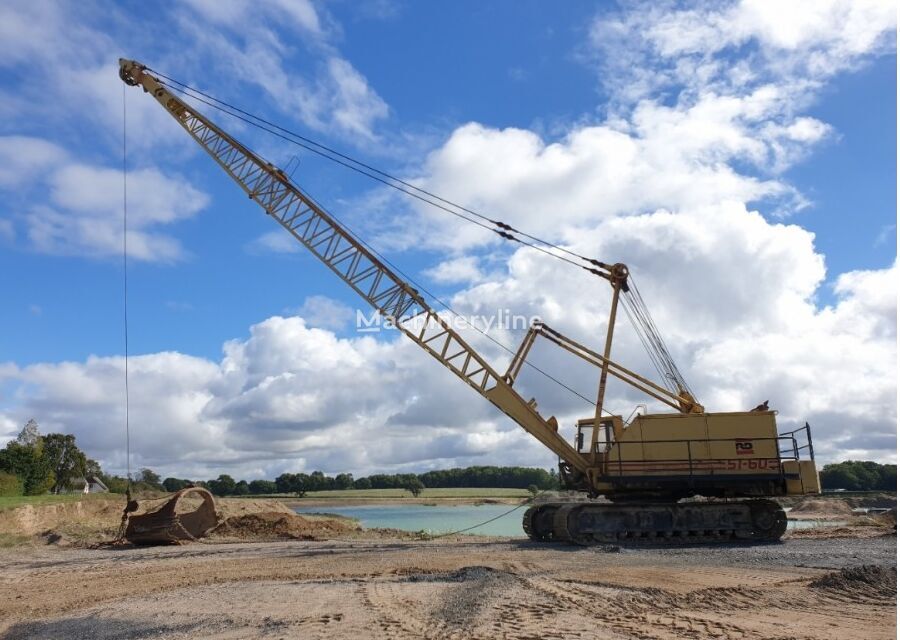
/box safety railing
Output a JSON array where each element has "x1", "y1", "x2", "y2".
[
  {"x1": 779, "y1": 422, "x2": 815, "y2": 462},
  {"x1": 598, "y1": 435, "x2": 806, "y2": 479}
]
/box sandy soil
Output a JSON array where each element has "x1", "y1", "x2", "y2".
[
  {"x1": 0, "y1": 535, "x2": 894, "y2": 640},
  {"x1": 0, "y1": 495, "x2": 894, "y2": 639},
  {"x1": 0, "y1": 496, "x2": 362, "y2": 547}
]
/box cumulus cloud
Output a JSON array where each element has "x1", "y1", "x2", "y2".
[
  {"x1": 292, "y1": 295, "x2": 355, "y2": 330},
  {"x1": 176, "y1": 0, "x2": 389, "y2": 143},
  {"x1": 0, "y1": 0, "x2": 894, "y2": 478},
  {"x1": 424, "y1": 256, "x2": 485, "y2": 284},
  {"x1": 0, "y1": 317, "x2": 548, "y2": 478},
  {"x1": 588, "y1": 0, "x2": 896, "y2": 105},
  {"x1": 20, "y1": 163, "x2": 208, "y2": 262},
  {"x1": 0, "y1": 136, "x2": 67, "y2": 188}
]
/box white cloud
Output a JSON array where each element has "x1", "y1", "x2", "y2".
[
  {"x1": 424, "y1": 256, "x2": 485, "y2": 284},
  {"x1": 22, "y1": 164, "x2": 209, "y2": 262},
  {"x1": 2, "y1": 231, "x2": 893, "y2": 480},
  {"x1": 247, "y1": 230, "x2": 302, "y2": 255},
  {"x1": 176, "y1": 0, "x2": 389, "y2": 143},
  {"x1": 292, "y1": 295, "x2": 355, "y2": 330},
  {"x1": 0, "y1": 316, "x2": 547, "y2": 479},
  {"x1": 183, "y1": 0, "x2": 322, "y2": 36},
  {"x1": 0, "y1": 136, "x2": 67, "y2": 188},
  {"x1": 589, "y1": 0, "x2": 896, "y2": 104}
]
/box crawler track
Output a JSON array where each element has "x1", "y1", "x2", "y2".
[{"x1": 524, "y1": 499, "x2": 787, "y2": 545}]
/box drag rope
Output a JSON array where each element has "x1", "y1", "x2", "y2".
[{"x1": 421, "y1": 491, "x2": 554, "y2": 541}]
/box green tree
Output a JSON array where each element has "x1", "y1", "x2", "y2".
[
  {"x1": 404, "y1": 478, "x2": 425, "y2": 498},
  {"x1": 275, "y1": 473, "x2": 295, "y2": 494},
  {"x1": 353, "y1": 477, "x2": 372, "y2": 490},
  {"x1": 101, "y1": 474, "x2": 129, "y2": 493},
  {"x1": 819, "y1": 461, "x2": 898, "y2": 491},
  {"x1": 42, "y1": 434, "x2": 88, "y2": 494},
  {"x1": 163, "y1": 477, "x2": 190, "y2": 492},
  {"x1": 207, "y1": 474, "x2": 237, "y2": 496},
  {"x1": 334, "y1": 473, "x2": 354, "y2": 490},
  {"x1": 139, "y1": 468, "x2": 162, "y2": 487},
  {"x1": 234, "y1": 480, "x2": 251, "y2": 496},
  {"x1": 0, "y1": 471, "x2": 23, "y2": 497},
  {"x1": 0, "y1": 440, "x2": 54, "y2": 495},
  {"x1": 84, "y1": 458, "x2": 103, "y2": 478},
  {"x1": 249, "y1": 479, "x2": 277, "y2": 495}
]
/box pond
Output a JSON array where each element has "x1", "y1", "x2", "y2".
[
  {"x1": 295, "y1": 503, "x2": 526, "y2": 537},
  {"x1": 294, "y1": 504, "x2": 840, "y2": 537}
]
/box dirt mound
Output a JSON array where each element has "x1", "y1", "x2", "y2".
[
  {"x1": 810, "y1": 565, "x2": 896, "y2": 599},
  {"x1": 0, "y1": 498, "x2": 123, "y2": 537},
  {"x1": 791, "y1": 498, "x2": 853, "y2": 516},
  {"x1": 787, "y1": 525, "x2": 896, "y2": 540},
  {"x1": 211, "y1": 511, "x2": 357, "y2": 541},
  {"x1": 216, "y1": 498, "x2": 297, "y2": 518}
]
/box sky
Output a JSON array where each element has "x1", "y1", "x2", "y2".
[{"x1": 0, "y1": 0, "x2": 896, "y2": 480}]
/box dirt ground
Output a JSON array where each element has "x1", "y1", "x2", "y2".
[
  {"x1": 0, "y1": 534, "x2": 894, "y2": 639},
  {"x1": 0, "y1": 495, "x2": 895, "y2": 639}
]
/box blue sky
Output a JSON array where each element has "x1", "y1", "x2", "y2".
[{"x1": 0, "y1": 1, "x2": 896, "y2": 478}]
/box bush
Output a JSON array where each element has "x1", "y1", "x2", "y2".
[{"x1": 0, "y1": 472, "x2": 23, "y2": 497}]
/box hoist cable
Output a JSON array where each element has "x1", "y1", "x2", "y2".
[
  {"x1": 121, "y1": 83, "x2": 132, "y2": 487},
  {"x1": 148, "y1": 67, "x2": 610, "y2": 272}
]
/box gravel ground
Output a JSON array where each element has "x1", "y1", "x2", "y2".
[{"x1": 598, "y1": 535, "x2": 898, "y2": 569}]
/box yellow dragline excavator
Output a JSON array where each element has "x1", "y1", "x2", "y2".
[{"x1": 120, "y1": 60, "x2": 820, "y2": 545}]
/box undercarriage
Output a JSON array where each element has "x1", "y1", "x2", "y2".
[{"x1": 522, "y1": 499, "x2": 787, "y2": 545}]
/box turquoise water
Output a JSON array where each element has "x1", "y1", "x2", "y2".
[
  {"x1": 294, "y1": 504, "x2": 526, "y2": 537},
  {"x1": 294, "y1": 504, "x2": 842, "y2": 537}
]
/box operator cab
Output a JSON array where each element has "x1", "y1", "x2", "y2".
[{"x1": 574, "y1": 417, "x2": 622, "y2": 454}]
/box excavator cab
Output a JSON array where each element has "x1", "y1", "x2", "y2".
[{"x1": 574, "y1": 416, "x2": 624, "y2": 455}]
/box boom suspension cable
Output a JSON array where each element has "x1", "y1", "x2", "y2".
[
  {"x1": 140, "y1": 65, "x2": 691, "y2": 410},
  {"x1": 148, "y1": 68, "x2": 613, "y2": 276},
  {"x1": 302, "y1": 191, "x2": 606, "y2": 412}
]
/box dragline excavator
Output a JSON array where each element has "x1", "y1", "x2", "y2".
[{"x1": 120, "y1": 59, "x2": 820, "y2": 544}]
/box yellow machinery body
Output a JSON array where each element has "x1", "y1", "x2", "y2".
[{"x1": 572, "y1": 411, "x2": 820, "y2": 498}]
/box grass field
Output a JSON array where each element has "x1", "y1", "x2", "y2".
[{"x1": 290, "y1": 487, "x2": 532, "y2": 499}]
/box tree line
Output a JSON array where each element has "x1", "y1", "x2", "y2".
[
  {"x1": 159, "y1": 465, "x2": 560, "y2": 497},
  {"x1": 3, "y1": 419, "x2": 895, "y2": 498},
  {"x1": 819, "y1": 461, "x2": 896, "y2": 491}
]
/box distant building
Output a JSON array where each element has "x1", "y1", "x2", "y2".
[{"x1": 67, "y1": 476, "x2": 109, "y2": 494}]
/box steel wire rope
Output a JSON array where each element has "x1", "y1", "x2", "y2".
[
  {"x1": 148, "y1": 67, "x2": 608, "y2": 271},
  {"x1": 146, "y1": 70, "x2": 684, "y2": 412},
  {"x1": 154, "y1": 79, "x2": 600, "y2": 277}
]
